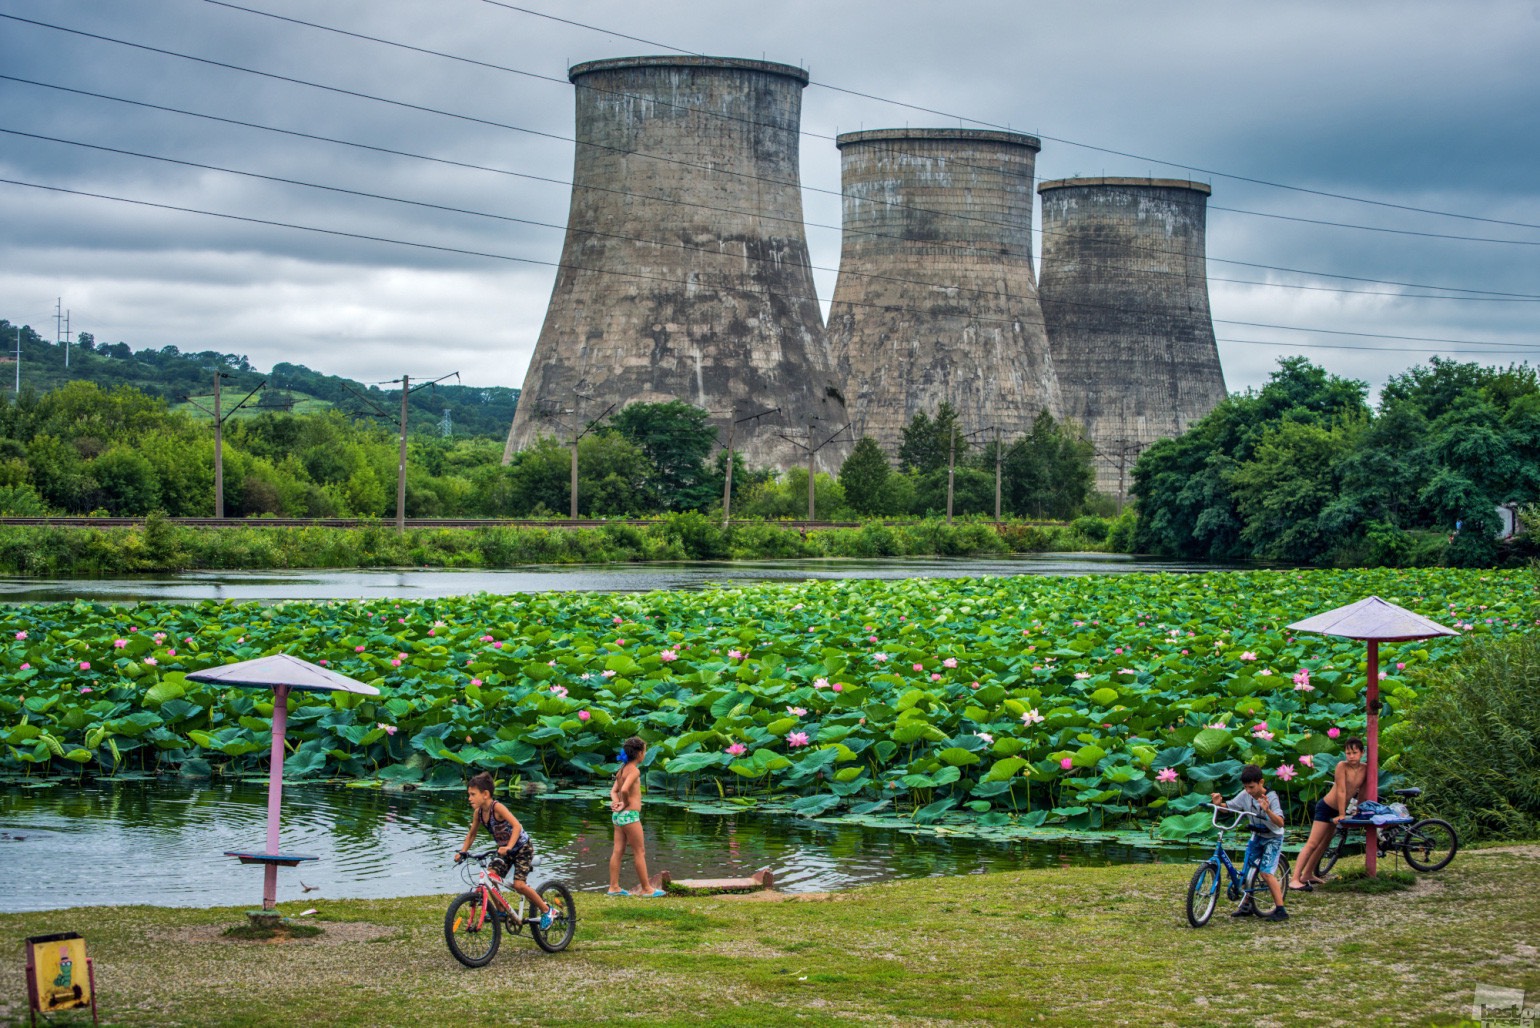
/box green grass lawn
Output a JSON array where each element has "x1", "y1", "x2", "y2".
[{"x1": 3, "y1": 847, "x2": 1536, "y2": 1027}]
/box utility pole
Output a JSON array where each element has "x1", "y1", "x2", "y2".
[
  {"x1": 718, "y1": 406, "x2": 778, "y2": 528},
  {"x1": 946, "y1": 424, "x2": 957, "y2": 523},
  {"x1": 535, "y1": 393, "x2": 614, "y2": 520},
  {"x1": 382, "y1": 371, "x2": 461, "y2": 531},
  {"x1": 184, "y1": 371, "x2": 264, "y2": 518},
  {"x1": 11, "y1": 325, "x2": 20, "y2": 393},
  {"x1": 778, "y1": 420, "x2": 852, "y2": 526},
  {"x1": 994, "y1": 426, "x2": 1003, "y2": 525}
]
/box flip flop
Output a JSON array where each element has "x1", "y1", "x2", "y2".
[
  {"x1": 606, "y1": 889, "x2": 630, "y2": 897},
  {"x1": 640, "y1": 889, "x2": 667, "y2": 898},
  {"x1": 1287, "y1": 882, "x2": 1313, "y2": 892}
]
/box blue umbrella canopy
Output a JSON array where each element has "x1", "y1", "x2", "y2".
[{"x1": 186, "y1": 652, "x2": 379, "y2": 695}]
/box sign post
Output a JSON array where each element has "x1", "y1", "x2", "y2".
[{"x1": 24, "y1": 932, "x2": 96, "y2": 1027}]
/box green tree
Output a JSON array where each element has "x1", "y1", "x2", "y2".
[
  {"x1": 897, "y1": 402, "x2": 966, "y2": 474},
  {"x1": 90, "y1": 446, "x2": 161, "y2": 515},
  {"x1": 839, "y1": 436, "x2": 891, "y2": 516},
  {"x1": 609, "y1": 400, "x2": 718, "y2": 511},
  {"x1": 1002, "y1": 412, "x2": 1095, "y2": 519}
]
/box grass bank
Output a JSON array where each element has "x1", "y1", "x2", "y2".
[
  {"x1": 0, "y1": 515, "x2": 1107, "y2": 575},
  {"x1": 3, "y1": 848, "x2": 1535, "y2": 1026}
]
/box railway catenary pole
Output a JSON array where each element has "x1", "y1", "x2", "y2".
[
  {"x1": 214, "y1": 370, "x2": 223, "y2": 518},
  {"x1": 778, "y1": 421, "x2": 852, "y2": 525},
  {"x1": 397, "y1": 375, "x2": 410, "y2": 533},
  {"x1": 718, "y1": 406, "x2": 779, "y2": 528}
]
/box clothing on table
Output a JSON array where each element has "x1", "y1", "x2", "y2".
[{"x1": 1224, "y1": 789, "x2": 1285, "y2": 838}]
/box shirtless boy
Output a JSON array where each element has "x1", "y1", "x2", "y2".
[{"x1": 1290, "y1": 738, "x2": 1367, "y2": 890}]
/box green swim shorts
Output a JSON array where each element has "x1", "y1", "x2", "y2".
[{"x1": 612, "y1": 809, "x2": 640, "y2": 827}]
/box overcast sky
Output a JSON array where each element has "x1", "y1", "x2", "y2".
[{"x1": 2, "y1": 0, "x2": 1537, "y2": 401}]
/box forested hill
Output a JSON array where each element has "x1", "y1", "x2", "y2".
[{"x1": 0, "y1": 318, "x2": 518, "y2": 438}]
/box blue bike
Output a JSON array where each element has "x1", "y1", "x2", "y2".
[{"x1": 1186, "y1": 804, "x2": 1292, "y2": 927}]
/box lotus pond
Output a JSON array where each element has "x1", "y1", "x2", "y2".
[{"x1": 1, "y1": 567, "x2": 1533, "y2": 843}]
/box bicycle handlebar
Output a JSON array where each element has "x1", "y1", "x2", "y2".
[{"x1": 1208, "y1": 803, "x2": 1252, "y2": 830}]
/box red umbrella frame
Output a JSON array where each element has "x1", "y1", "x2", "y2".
[{"x1": 1287, "y1": 596, "x2": 1458, "y2": 876}]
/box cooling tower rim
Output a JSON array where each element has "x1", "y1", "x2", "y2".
[
  {"x1": 1037, "y1": 176, "x2": 1211, "y2": 196},
  {"x1": 836, "y1": 128, "x2": 1041, "y2": 151},
  {"x1": 569, "y1": 55, "x2": 810, "y2": 85}
]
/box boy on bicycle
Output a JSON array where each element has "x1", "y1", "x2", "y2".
[
  {"x1": 455, "y1": 771, "x2": 553, "y2": 930},
  {"x1": 1212, "y1": 765, "x2": 1289, "y2": 922}
]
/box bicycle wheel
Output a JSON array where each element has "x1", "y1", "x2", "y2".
[
  {"x1": 1402, "y1": 818, "x2": 1458, "y2": 872},
  {"x1": 1318, "y1": 828, "x2": 1346, "y2": 875},
  {"x1": 531, "y1": 880, "x2": 577, "y2": 953},
  {"x1": 444, "y1": 890, "x2": 501, "y2": 967},
  {"x1": 1244, "y1": 858, "x2": 1286, "y2": 916},
  {"x1": 1186, "y1": 863, "x2": 1221, "y2": 928}
]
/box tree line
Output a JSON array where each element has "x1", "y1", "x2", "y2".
[
  {"x1": 1131, "y1": 356, "x2": 1540, "y2": 567},
  {"x1": 0, "y1": 378, "x2": 1102, "y2": 523}
]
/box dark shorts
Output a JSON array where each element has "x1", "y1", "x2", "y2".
[
  {"x1": 491, "y1": 839, "x2": 535, "y2": 883},
  {"x1": 1313, "y1": 799, "x2": 1339, "y2": 823}
]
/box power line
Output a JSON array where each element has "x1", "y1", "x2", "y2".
[
  {"x1": 7, "y1": 73, "x2": 1539, "y2": 304},
  {"x1": 11, "y1": 11, "x2": 1540, "y2": 255},
  {"x1": 199, "y1": 1, "x2": 1540, "y2": 249},
  {"x1": 4, "y1": 174, "x2": 1534, "y2": 360},
  {"x1": 472, "y1": 0, "x2": 1540, "y2": 234}
]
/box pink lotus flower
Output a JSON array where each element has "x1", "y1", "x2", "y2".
[
  {"x1": 1396, "y1": 662, "x2": 1406, "y2": 670},
  {"x1": 787, "y1": 706, "x2": 807, "y2": 717},
  {"x1": 1275, "y1": 764, "x2": 1296, "y2": 781},
  {"x1": 79, "y1": 685, "x2": 92, "y2": 693},
  {"x1": 942, "y1": 657, "x2": 958, "y2": 669},
  {"x1": 913, "y1": 663, "x2": 924, "y2": 672},
  {"x1": 726, "y1": 742, "x2": 747, "y2": 756},
  {"x1": 930, "y1": 673, "x2": 942, "y2": 681},
  {"x1": 1156, "y1": 768, "x2": 1179, "y2": 783},
  {"x1": 184, "y1": 637, "x2": 193, "y2": 645},
  {"x1": 14, "y1": 630, "x2": 26, "y2": 640},
  {"x1": 1292, "y1": 668, "x2": 1311, "y2": 687},
  {"x1": 129, "y1": 626, "x2": 138, "y2": 632},
  {"x1": 728, "y1": 649, "x2": 745, "y2": 660},
  {"x1": 470, "y1": 678, "x2": 482, "y2": 687},
  {"x1": 79, "y1": 661, "x2": 90, "y2": 670},
  {"x1": 427, "y1": 629, "x2": 435, "y2": 637},
  {"x1": 399, "y1": 652, "x2": 409, "y2": 660},
  {"x1": 1377, "y1": 670, "x2": 1388, "y2": 680},
  {"x1": 1299, "y1": 754, "x2": 1314, "y2": 767},
  {"x1": 612, "y1": 616, "x2": 622, "y2": 624},
  {"x1": 355, "y1": 645, "x2": 366, "y2": 652},
  {"x1": 481, "y1": 635, "x2": 494, "y2": 643},
  {"x1": 1240, "y1": 651, "x2": 1258, "y2": 661},
  {"x1": 1327, "y1": 727, "x2": 1341, "y2": 739},
  {"x1": 166, "y1": 649, "x2": 176, "y2": 657},
  {"x1": 19, "y1": 663, "x2": 29, "y2": 670},
  {"x1": 660, "y1": 650, "x2": 678, "y2": 662},
  {"x1": 868, "y1": 635, "x2": 878, "y2": 644},
  {"x1": 1022, "y1": 708, "x2": 1045, "y2": 726},
  {"x1": 1258, "y1": 668, "x2": 1272, "y2": 676},
  {"x1": 318, "y1": 660, "x2": 327, "y2": 666},
  {"x1": 813, "y1": 677, "x2": 830, "y2": 690},
  {"x1": 873, "y1": 653, "x2": 888, "y2": 663},
  {"x1": 390, "y1": 659, "x2": 401, "y2": 667},
  {"x1": 1074, "y1": 671, "x2": 1091, "y2": 680},
  {"x1": 1059, "y1": 757, "x2": 1073, "y2": 770},
  {"x1": 377, "y1": 723, "x2": 397, "y2": 735},
  {"x1": 787, "y1": 731, "x2": 810, "y2": 748},
  {"x1": 1120, "y1": 668, "x2": 1137, "y2": 675},
  {"x1": 616, "y1": 639, "x2": 626, "y2": 646},
  {"x1": 831, "y1": 683, "x2": 843, "y2": 693},
  {"x1": 970, "y1": 681, "x2": 980, "y2": 689},
  {"x1": 578, "y1": 710, "x2": 591, "y2": 721},
  {"x1": 153, "y1": 633, "x2": 166, "y2": 644},
  {"x1": 1181, "y1": 649, "x2": 1190, "y2": 656},
  {"x1": 977, "y1": 732, "x2": 994, "y2": 745},
  {"x1": 113, "y1": 639, "x2": 127, "y2": 649},
  {"x1": 492, "y1": 641, "x2": 503, "y2": 649},
  {"x1": 144, "y1": 657, "x2": 158, "y2": 666},
  {"x1": 549, "y1": 684, "x2": 569, "y2": 698},
  {"x1": 1255, "y1": 730, "x2": 1275, "y2": 742},
  {"x1": 602, "y1": 669, "x2": 617, "y2": 678}
]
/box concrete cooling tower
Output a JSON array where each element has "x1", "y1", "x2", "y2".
[
  {"x1": 826, "y1": 129, "x2": 1062, "y2": 457},
  {"x1": 1036, "y1": 177, "x2": 1228, "y2": 501},
  {"x1": 504, "y1": 56, "x2": 848, "y2": 472}
]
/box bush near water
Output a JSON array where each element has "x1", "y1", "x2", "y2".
[{"x1": 3, "y1": 567, "x2": 1533, "y2": 837}]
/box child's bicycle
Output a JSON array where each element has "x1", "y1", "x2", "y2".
[
  {"x1": 1185, "y1": 804, "x2": 1292, "y2": 928},
  {"x1": 444, "y1": 848, "x2": 577, "y2": 967},
  {"x1": 1317, "y1": 787, "x2": 1458, "y2": 875}
]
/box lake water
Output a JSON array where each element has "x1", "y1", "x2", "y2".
[
  {"x1": 0, "y1": 553, "x2": 1232, "y2": 604},
  {"x1": 0, "y1": 779, "x2": 1193, "y2": 913}
]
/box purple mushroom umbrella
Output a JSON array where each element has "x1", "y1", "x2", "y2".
[
  {"x1": 1287, "y1": 596, "x2": 1457, "y2": 876},
  {"x1": 187, "y1": 653, "x2": 380, "y2": 910}
]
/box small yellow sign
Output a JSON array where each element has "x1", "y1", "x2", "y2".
[{"x1": 25, "y1": 932, "x2": 93, "y2": 1018}]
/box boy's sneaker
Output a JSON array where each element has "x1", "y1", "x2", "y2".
[
  {"x1": 1264, "y1": 907, "x2": 1289, "y2": 922},
  {"x1": 538, "y1": 908, "x2": 554, "y2": 931},
  {"x1": 1230, "y1": 903, "x2": 1255, "y2": 918}
]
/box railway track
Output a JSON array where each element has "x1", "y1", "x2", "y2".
[{"x1": 0, "y1": 516, "x2": 873, "y2": 530}]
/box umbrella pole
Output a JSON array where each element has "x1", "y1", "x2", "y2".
[
  {"x1": 1365, "y1": 640, "x2": 1379, "y2": 878},
  {"x1": 264, "y1": 683, "x2": 290, "y2": 910}
]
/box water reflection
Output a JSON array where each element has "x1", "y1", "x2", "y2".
[
  {"x1": 0, "y1": 553, "x2": 1243, "y2": 604},
  {"x1": 0, "y1": 780, "x2": 1191, "y2": 912}
]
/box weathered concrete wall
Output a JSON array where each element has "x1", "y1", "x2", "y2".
[
  {"x1": 827, "y1": 129, "x2": 1061, "y2": 457},
  {"x1": 504, "y1": 56, "x2": 848, "y2": 472},
  {"x1": 1037, "y1": 178, "x2": 1227, "y2": 500}
]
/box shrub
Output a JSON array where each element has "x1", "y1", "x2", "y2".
[
  {"x1": 1070, "y1": 516, "x2": 1110, "y2": 543},
  {"x1": 1106, "y1": 510, "x2": 1138, "y2": 554},
  {"x1": 1398, "y1": 631, "x2": 1540, "y2": 841}
]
